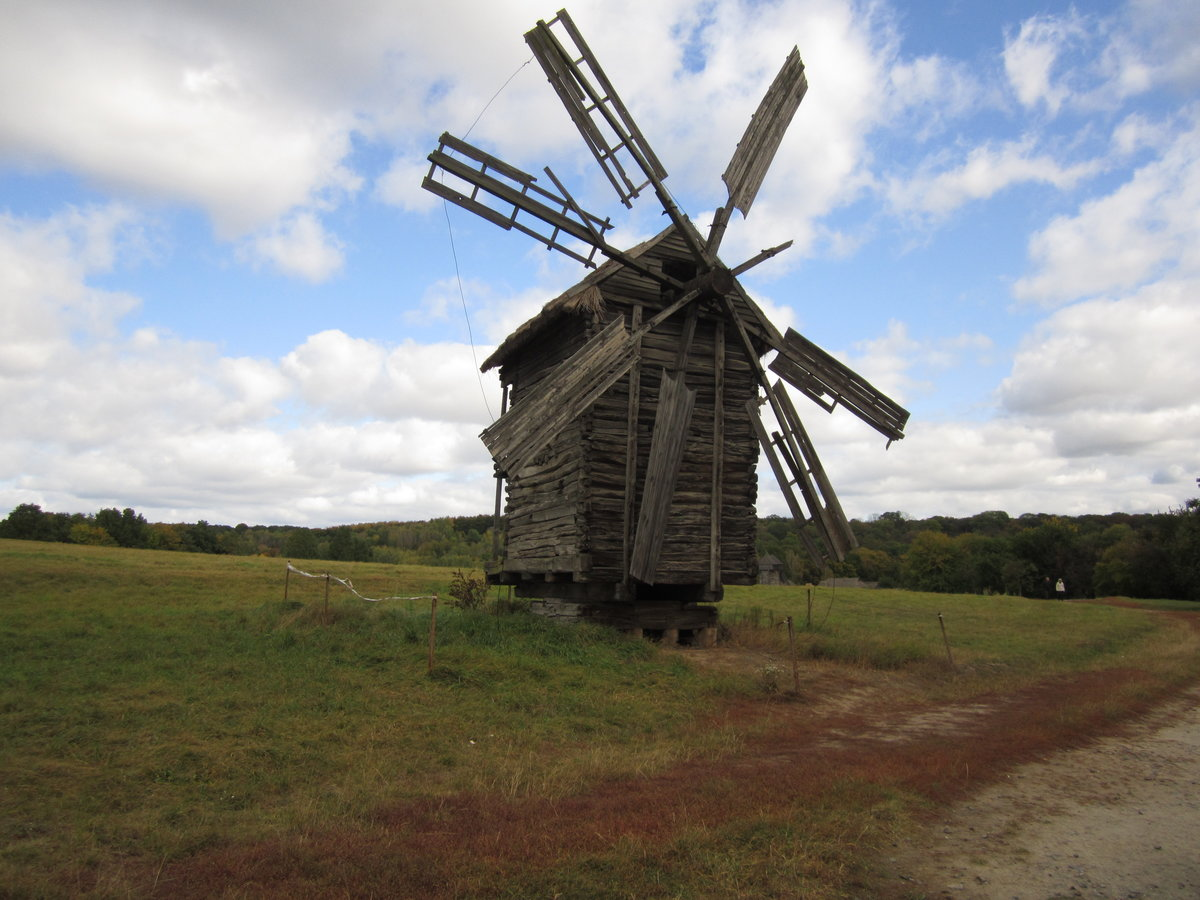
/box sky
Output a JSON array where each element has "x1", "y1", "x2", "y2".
[{"x1": 1, "y1": 0, "x2": 1198, "y2": 528}]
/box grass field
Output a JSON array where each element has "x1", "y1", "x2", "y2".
[{"x1": 2, "y1": 539, "x2": 1197, "y2": 898}]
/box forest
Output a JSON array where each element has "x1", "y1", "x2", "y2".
[{"x1": 3, "y1": 499, "x2": 1198, "y2": 602}]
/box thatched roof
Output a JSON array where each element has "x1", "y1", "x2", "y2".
[{"x1": 480, "y1": 225, "x2": 782, "y2": 372}]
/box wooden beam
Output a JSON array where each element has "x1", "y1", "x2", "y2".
[
  {"x1": 621, "y1": 305, "x2": 643, "y2": 596},
  {"x1": 630, "y1": 370, "x2": 696, "y2": 583},
  {"x1": 708, "y1": 318, "x2": 725, "y2": 591}
]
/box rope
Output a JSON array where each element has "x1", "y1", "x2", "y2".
[{"x1": 286, "y1": 562, "x2": 437, "y2": 603}]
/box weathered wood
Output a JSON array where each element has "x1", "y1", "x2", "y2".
[
  {"x1": 630, "y1": 369, "x2": 696, "y2": 583},
  {"x1": 482, "y1": 315, "x2": 635, "y2": 476},
  {"x1": 770, "y1": 327, "x2": 909, "y2": 442},
  {"x1": 709, "y1": 318, "x2": 725, "y2": 591},
  {"x1": 621, "y1": 304, "x2": 643, "y2": 594},
  {"x1": 770, "y1": 379, "x2": 856, "y2": 559},
  {"x1": 746, "y1": 395, "x2": 825, "y2": 567}
]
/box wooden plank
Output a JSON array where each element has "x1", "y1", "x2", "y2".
[
  {"x1": 481, "y1": 316, "x2": 635, "y2": 476},
  {"x1": 621, "y1": 304, "x2": 643, "y2": 592},
  {"x1": 721, "y1": 48, "x2": 808, "y2": 217},
  {"x1": 630, "y1": 370, "x2": 696, "y2": 583},
  {"x1": 709, "y1": 318, "x2": 725, "y2": 591},
  {"x1": 767, "y1": 383, "x2": 852, "y2": 560},
  {"x1": 770, "y1": 380, "x2": 856, "y2": 558}
]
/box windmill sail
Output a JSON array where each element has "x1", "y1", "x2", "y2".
[
  {"x1": 769, "y1": 327, "x2": 909, "y2": 443},
  {"x1": 525, "y1": 10, "x2": 667, "y2": 207},
  {"x1": 424, "y1": 133, "x2": 611, "y2": 268},
  {"x1": 707, "y1": 48, "x2": 807, "y2": 255},
  {"x1": 722, "y1": 48, "x2": 807, "y2": 216}
]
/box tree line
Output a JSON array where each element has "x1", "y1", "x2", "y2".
[
  {"x1": 4, "y1": 499, "x2": 1198, "y2": 602},
  {"x1": 760, "y1": 504, "x2": 1200, "y2": 602}
]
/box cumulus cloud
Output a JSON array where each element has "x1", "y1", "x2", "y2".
[
  {"x1": 1014, "y1": 111, "x2": 1200, "y2": 303},
  {"x1": 0, "y1": 206, "x2": 495, "y2": 525},
  {"x1": 887, "y1": 138, "x2": 1103, "y2": 220},
  {"x1": 1003, "y1": 12, "x2": 1086, "y2": 115}
]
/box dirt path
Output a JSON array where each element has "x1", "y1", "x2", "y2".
[{"x1": 877, "y1": 684, "x2": 1200, "y2": 899}]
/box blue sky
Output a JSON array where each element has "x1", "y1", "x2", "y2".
[{"x1": 1, "y1": 0, "x2": 1197, "y2": 527}]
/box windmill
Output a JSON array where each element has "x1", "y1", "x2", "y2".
[{"x1": 422, "y1": 9, "x2": 908, "y2": 642}]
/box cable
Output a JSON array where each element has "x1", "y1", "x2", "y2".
[{"x1": 439, "y1": 57, "x2": 534, "y2": 425}]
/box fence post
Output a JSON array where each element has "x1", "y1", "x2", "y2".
[
  {"x1": 284, "y1": 563, "x2": 290, "y2": 603},
  {"x1": 427, "y1": 594, "x2": 438, "y2": 673},
  {"x1": 324, "y1": 573, "x2": 331, "y2": 625},
  {"x1": 938, "y1": 612, "x2": 955, "y2": 669},
  {"x1": 786, "y1": 615, "x2": 800, "y2": 695},
  {"x1": 806, "y1": 587, "x2": 813, "y2": 630}
]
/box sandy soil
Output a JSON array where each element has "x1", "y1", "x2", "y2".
[{"x1": 878, "y1": 684, "x2": 1200, "y2": 899}]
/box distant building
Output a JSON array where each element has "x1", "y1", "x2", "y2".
[{"x1": 758, "y1": 554, "x2": 784, "y2": 585}]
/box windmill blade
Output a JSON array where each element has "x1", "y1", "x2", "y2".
[
  {"x1": 524, "y1": 9, "x2": 667, "y2": 208},
  {"x1": 747, "y1": 386, "x2": 856, "y2": 568},
  {"x1": 630, "y1": 369, "x2": 697, "y2": 583},
  {"x1": 707, "y1": 48, "x2": 807, "y2": 256},
  {"x1": 769, "y1": 327, "x2": 909, "y2": 443},
  {"x1": 525, "y1": 10, "x2": 712, "y2": 267},
  {"x1": 424, "y1": 132, "x2": 612, "y2": 268},
  {"x1": 481, "y1": 316, "x2": 637, "y2": 476}
]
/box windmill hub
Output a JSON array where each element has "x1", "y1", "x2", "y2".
[{"x1": 681, "y1": 267, "x2": 736, "y2": 302}]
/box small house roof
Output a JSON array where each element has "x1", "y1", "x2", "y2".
[
  {"x1": 481, "y1": 225, "x2": 781, "y2": 372},
  {"x1": 758, "y1": 554, "x2": 783, "y2": 568}
]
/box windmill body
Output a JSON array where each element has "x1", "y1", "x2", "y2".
[{"x1": 423, "y1": 9, "x2": 909, "y2": 640}]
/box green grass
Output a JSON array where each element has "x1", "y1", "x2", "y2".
[
  {"x1": 720, "y1": 583, "x2": 1177, "y2": 687},
  {"x1": 1, "y1": 540, "x2": 1196, "y2": 898}
]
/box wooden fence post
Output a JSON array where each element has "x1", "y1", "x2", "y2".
[
  {"x1": 284, "y1": 563, "x2": 290, "y2": 603},
  {"x1": 938, "y1": 612, "x2": 955, "y2": 669},
  {"x1": 786, "y1": 615, "x2": 800, "y2": 695},
  {"x1": 323, "y1": 574, "x2": 331, "y2": 625},
  {"x1": 427, "y1": 594, "x2": 438, "y2": 673}
]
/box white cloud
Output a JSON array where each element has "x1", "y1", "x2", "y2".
[
  {"x1": 1015, "y1": 111, "x2": 1200, "y2": 303},
  {"x1": 999, "y1": 279, "x2": 1200, "y2": 422},
  {"x1": 1003, "y1": 12, "x2": 1086, "y2": 115},
  {"x1": 0, "y1": 205, "x2": 497, "y2": 526},
  {"x1": 240, "y1": 212, "x2": 346, "y2": 282},
  {"x1": 887, "y1": 138, "x2": 1103, "y2": 220}
]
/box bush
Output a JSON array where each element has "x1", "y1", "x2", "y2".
[{"x1": 448, "y1": 569, "x2": 487, "y2": 609}]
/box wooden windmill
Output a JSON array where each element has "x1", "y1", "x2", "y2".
[{"x1": 423, "y1": 9, "x2": 908, "y2": 640}]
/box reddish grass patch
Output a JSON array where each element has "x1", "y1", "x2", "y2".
[{"x1": 148, "y1": 660, "x2": 1182, "y2": 899}]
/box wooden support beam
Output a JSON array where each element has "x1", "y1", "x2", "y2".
[
  {"x1": 630, "y1": 370, "x2": 697, "y2": 583},
  {"x1": 709, "y1": 318, "x2": 725, "y2": 591},
  {"x1": 621, "y1": 304, "x2": 643, "y2": 596}
]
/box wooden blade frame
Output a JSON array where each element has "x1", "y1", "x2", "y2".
[
  {"x1": 525, "y1": 10, "x2": 667, "y2": 208},
  {"x1": 723, "y1": 295, "x2": 854, "y2": 568},
  {"x1": 424, "y1": 132, "x2": 612, "y2": 268},
  {"x1": 707, "y1": 47, "x2": 808, "y2": 255},
  {"x1": 525, "y1": 10, "x2": 711, "y2": 267},
  {"x1": 630, "y1": 369, "x2": 697, "y2": 583},
  {"x1": 769, "y1": 327, "x2": 910, "y2": 443}
]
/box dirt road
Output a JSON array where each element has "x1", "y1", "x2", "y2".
[{"x1": 878, "y1": 684, "x2": 1200, "y2": 899}]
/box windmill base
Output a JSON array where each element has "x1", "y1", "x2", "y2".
[{"x1": 528, "y1": 597, "x2": 718, "y2": 647}]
